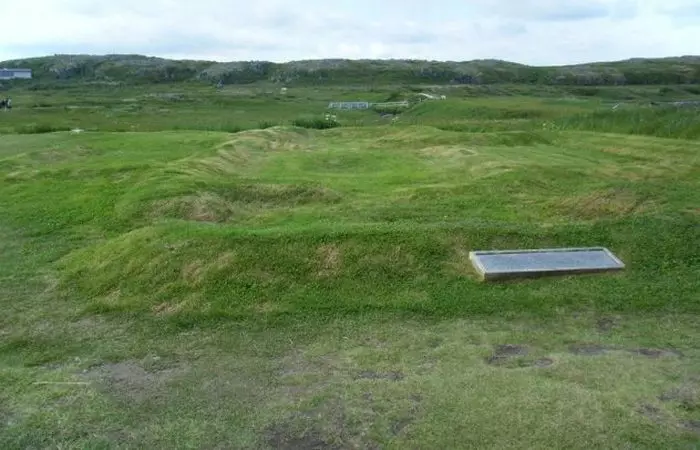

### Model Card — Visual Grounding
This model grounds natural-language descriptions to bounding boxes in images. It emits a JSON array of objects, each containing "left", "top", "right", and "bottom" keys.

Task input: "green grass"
[
  {"left": 552, "top": 107, "right": 700, "bottom": 139},
  {"left": 0, "top": 83, "right": 699, "bottom": 449}
]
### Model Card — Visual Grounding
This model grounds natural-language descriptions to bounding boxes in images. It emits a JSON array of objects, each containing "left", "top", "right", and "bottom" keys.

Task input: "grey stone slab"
[{"left": 469, "top": 247, "right": 625, "bottom": 281}]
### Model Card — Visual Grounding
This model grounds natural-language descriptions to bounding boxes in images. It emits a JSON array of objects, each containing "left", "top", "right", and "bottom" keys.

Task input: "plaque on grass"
[{"left": 469, "top": 247, "right": 625, "bottom": 281}]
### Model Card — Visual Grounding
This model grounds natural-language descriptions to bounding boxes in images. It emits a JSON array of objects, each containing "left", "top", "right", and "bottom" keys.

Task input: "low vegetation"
[
  {"left": 2, "top": 54, "right": 700, "bottom": 86},
  {"left": 0, "top": 74, "right": 698, "bottom": 448}
]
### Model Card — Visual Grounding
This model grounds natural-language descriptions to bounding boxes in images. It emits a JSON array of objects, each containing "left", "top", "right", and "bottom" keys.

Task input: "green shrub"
[
  {"left": 15, "top": 124, "right": 71, "bottom": 134},
  {"left": 258, "top": 121, "right": 278, "bottom": 129},
  {"left": 385, "top": 91, "right": 404, "bottom": 102},
  {"left": 291, "top": 118, "right": 340, "bottom": 129},
  {"left": 373, "top": 106, "right": 406, "bottom": 115}
]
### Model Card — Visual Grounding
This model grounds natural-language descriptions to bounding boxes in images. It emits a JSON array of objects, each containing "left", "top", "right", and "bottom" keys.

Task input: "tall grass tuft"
[{"left": 553, "top": 107, "right": 700, "bottom": 139}]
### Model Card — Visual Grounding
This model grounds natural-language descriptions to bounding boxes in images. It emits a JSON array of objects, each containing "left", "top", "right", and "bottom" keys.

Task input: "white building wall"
[{"left": 0, "top": 69, "right": 32, "bottom": 79}]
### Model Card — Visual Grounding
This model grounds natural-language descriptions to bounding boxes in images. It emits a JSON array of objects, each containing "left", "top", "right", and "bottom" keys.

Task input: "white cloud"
[{"left": 0, "top": 0, "right": 698, "bottom": 64}]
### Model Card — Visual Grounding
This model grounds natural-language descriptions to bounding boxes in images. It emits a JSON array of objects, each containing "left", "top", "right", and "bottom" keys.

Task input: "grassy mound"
[
  {"left": 24, "top": 125, "right": 692, "bottom": 325},
  {"left": 57, "top": 216, "right": 699, "bottom": 323},
  {"left": 1, "top": 103, "right": 699, "bottom": 448}
]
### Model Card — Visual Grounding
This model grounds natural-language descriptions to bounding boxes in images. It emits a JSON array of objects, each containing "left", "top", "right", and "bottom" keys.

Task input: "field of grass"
[{"left": 1, "top": 82, "right": 699, "bottom": 449}]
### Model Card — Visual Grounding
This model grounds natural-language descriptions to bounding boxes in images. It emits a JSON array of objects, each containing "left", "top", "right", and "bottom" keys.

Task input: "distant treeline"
[{"left": 2, "top": 54, "right": 700, "bottom": 86}]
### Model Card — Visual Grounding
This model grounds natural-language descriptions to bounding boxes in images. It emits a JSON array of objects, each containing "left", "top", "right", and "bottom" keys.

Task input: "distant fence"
[
  {"left": 327, "top": 102, "right": 371, "bottom": 110},
  {"left": 327, "top": 101, "right": 410, "bottom": 110}
]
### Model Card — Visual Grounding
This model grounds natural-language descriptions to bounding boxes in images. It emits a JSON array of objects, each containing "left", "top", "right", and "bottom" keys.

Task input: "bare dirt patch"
[
  {"left": 533, "top": 358, "right": 555, "bottom": 368},
  {"left": 263, "top": 401, "right": 383, "bottom": 450},
  {"left": 391, "top": 393, "right": 424, "bottom": 436},
  {"left": 264, "top": 389, "right": 412, "bottom": 448},
  {"left": 275, "top": 351, "right": 338, "bottom": 400},
  {"left": 638, "top": 403, "right": 665, "bottom": 424},
  {"left": 659, "top": 383, "right": 699, "bottom": 411},
  {"left": 569, "top": 344, "right": 609, "bottom": 356},
  {"left": 391, "top": 417, "right": 414, "bottom": 436},
  {"left": 264, "top": 422, "right": 333, "bottom": 450},
  {"left": 680, "top": 420, "right": 700, "bottom": 435},
  {"left": 485, "top": 344, "right": 528, "bottom": 366},
  {"left": 496, "top": 344, "right": 528, "bottom": 356},
  {"left": 627, "top": 348, "right": 684, "bottom": 359},
  {"left": 485, "top": 345, "right": 556, "bottom": 369},
  {"left": 357, "top": 370, "right": 405, "bottom": 381},
  {"left": 276, "top": 350, "right": 328, "bottom": 378},
  {"left": 596, "top": 316, "right": 619, "bottom": 333},
  {"left": 81, "top": 359, "right": 184, "bottom": 403}
]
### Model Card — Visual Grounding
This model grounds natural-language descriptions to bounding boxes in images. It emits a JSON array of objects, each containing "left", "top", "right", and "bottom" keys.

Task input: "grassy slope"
[
  {"left": 1, "top": 86, "right": 699, "bottom": 449},
  {"left": 2, "top": 54, "right": 700, "bottom": 85}
]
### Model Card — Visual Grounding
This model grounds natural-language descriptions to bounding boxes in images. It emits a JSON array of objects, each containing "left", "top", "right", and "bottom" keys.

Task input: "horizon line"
[{"left": 2, "top": 53, "right": 699, "bottom": 68}]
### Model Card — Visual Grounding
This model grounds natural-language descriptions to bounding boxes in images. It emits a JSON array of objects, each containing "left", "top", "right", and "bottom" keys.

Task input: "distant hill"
[{"left": 2, "top": 54, "right": 700, "bottom": 86}]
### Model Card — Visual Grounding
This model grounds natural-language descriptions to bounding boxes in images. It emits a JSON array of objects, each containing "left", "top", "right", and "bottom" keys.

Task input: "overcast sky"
[{"left": 1, "top": 0, "right": 699, "bottom": 65}]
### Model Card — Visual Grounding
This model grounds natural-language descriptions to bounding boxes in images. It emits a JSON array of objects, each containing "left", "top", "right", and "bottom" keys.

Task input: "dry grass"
[
  {"left": 181, "top": 254, "right": 236, "bottom": 287},
  {"left": 249, "top": 302, "right": 288, "bottom": 314},
  {"left": 152, "top": 293, "right": 205, "bottom": 316},
  {"left": 594, "top": 161, "right": 688, "bottom": 182},
  {"left": 419, "top": 145, "right": 478, "bottom": 160},
  {"left": 556, "top": 188, "right": 657, "bottom": 219},
  {"left": 152, "top": 301, "right": 186, "bottom": 316},
  {"left": 176, "top": 150, "right": 249, "bottom": 179},
  {"left": 149, "top": 184, "right": 341, "bottom": 224},
  {"left": 213, "top": 252, "right": 236, "bottom": 270},
  {"left": 443, "top": 243, "right": 474, "bottom": 277},
  {"left": 151, "top": 192, "right": 235, "bottom": 222},
  {"left": 181, "top": 260, "right": 206, "bottom": 286},
  {"left": 361, "top": 245, "right": 418, "bottom": 274},
  {"left": 469, "top": 160, "right": 516, "bottom": 178},
  {"left": 173, "top": 128, "right": 306, "bottom": 180},
  {"left": 315, "top": 244, "right": 343, "bottom": 279}
]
